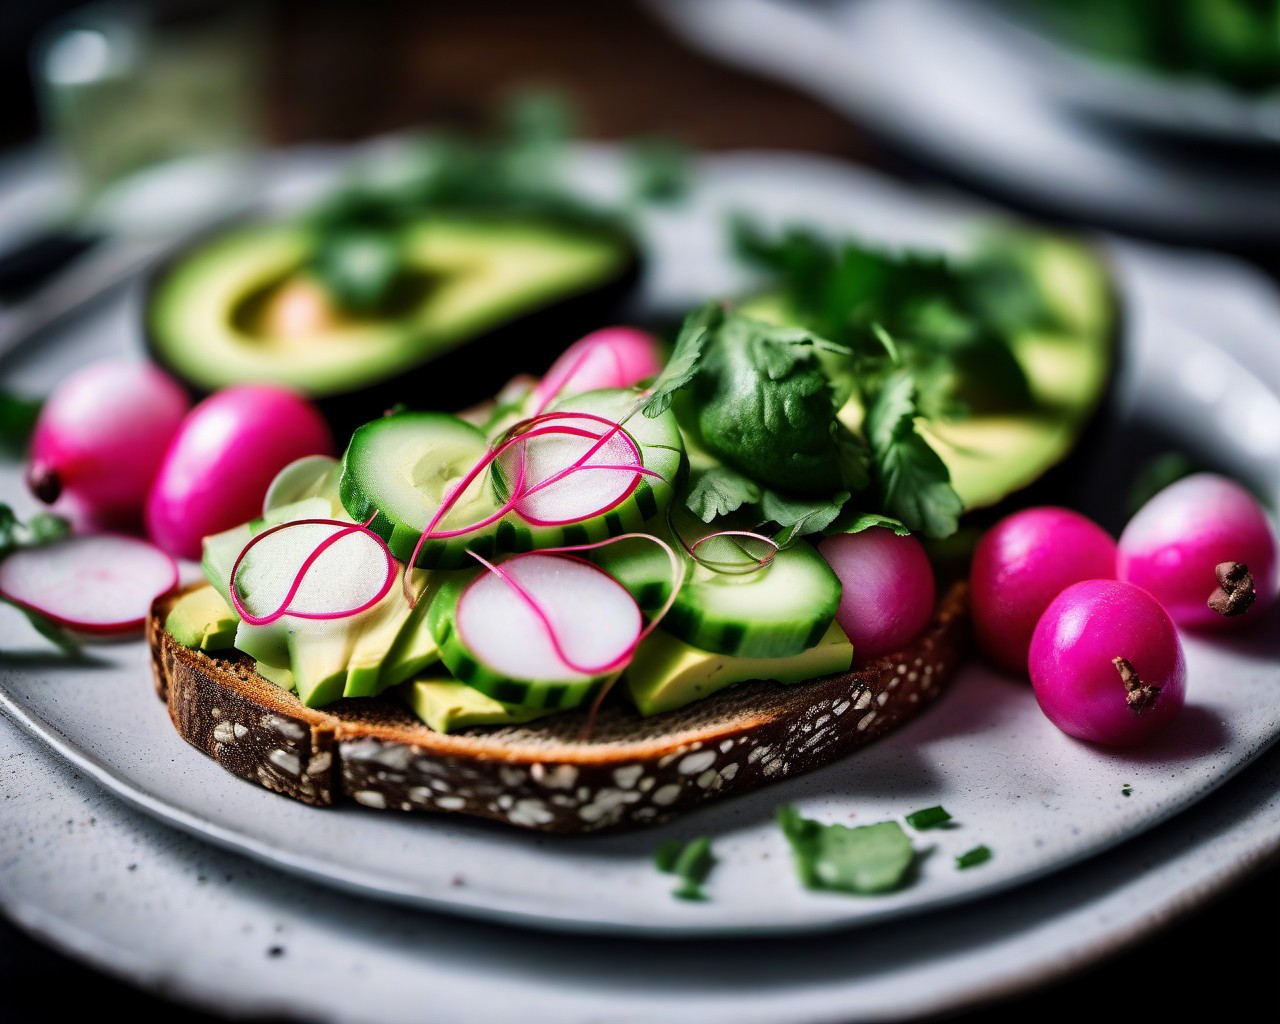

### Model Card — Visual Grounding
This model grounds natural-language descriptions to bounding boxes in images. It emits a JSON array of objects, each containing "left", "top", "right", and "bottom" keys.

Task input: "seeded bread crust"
[{"left": 147, "top": 582, "right": 969, "bottom": 832}]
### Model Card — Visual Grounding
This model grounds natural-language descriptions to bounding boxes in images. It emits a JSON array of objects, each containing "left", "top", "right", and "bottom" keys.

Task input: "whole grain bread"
[{"left": 147, "top": 582, "right": 969, "bottom": 832}]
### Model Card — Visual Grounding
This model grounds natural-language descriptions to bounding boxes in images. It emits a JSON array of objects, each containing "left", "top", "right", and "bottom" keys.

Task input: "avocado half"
[
  {"left": 742, "top": 232, "right": 1119, "bottom": 524},
  {"left": 143, "top": 211, "right": 641, "bottom": 438}
]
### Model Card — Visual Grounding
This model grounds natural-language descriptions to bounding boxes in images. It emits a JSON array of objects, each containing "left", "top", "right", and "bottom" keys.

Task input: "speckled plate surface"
[{"left": 1, "top": 148, "right": 1278, "bottom": 937}]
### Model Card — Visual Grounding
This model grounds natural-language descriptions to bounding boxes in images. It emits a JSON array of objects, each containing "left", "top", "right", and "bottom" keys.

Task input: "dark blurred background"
[{"left": 1, "top": 1, "right": 1277, "bottom": 1022}]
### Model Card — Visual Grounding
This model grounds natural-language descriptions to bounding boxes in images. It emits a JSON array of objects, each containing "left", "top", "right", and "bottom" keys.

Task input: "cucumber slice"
[
  {"left": 589, "top": 534, "right": 680, "bottom": 613},
  {"left": 427, "top": 554, "right": 641, "bottom": 710},
  {"left": 490, "top": 388, "right": 685, "bottom": 552},
  {"left": 340, "top": 412, "right": 504, "bottom": 569},
  {"left": 661, "top": 538, "right": 841, "bottom": 659},
  {"left": 263, "top": 455, "right": 342, "bottom": 515}
]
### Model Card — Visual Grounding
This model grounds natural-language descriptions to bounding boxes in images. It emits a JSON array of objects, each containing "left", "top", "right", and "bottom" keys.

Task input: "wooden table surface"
[{"left": 2, "top": 2, "right": 1277, "bottom": 1021}]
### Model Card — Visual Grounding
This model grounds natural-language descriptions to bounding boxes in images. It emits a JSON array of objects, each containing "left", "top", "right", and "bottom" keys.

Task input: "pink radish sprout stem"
[
  {"left": 403, "top": 410, "right": 668, "bottom": 603},
  {"left": 230, "top": 518, "right": 396, "bottom": 626}
]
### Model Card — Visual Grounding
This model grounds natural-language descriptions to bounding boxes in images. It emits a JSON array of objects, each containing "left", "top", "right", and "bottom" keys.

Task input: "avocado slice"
[
  {"left": 164, "top": 585, "right": 239, "bottom": 652},
  {"left": 625, "top": 619, "right": 854, "bottom": 717},
  {"left": 740, "top": 234, "right": 1116, "bottom": 514},
  {"left": 400, "top": 677, "right": 557, "bottom": 733},
  {"left": 145, "top": 212, "right": 640, "bottom": 436}
]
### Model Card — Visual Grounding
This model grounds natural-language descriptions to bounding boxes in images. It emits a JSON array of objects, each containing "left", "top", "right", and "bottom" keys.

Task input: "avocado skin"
[{"left": 141, "top": 219, "right": 642, "bottom": 443}]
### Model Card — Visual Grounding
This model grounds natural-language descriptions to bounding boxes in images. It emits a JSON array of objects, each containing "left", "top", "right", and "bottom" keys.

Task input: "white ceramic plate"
[
  {"left": 647, "top": 0, "right": 1280, "bottom": 243},
  {"left": 1, "top": 147, "right": 1278, "bottom": 938}
]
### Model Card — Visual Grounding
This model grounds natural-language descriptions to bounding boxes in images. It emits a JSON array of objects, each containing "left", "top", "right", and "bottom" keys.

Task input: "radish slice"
[
  {"left": 231, "top": 519, "right": 395, "bottom": 625},
  {"left": 496, "top": 414, "right": 646, "bottom": 526},
  {"left": 0, "top": 534, "right": 178, "bottom": 638},
  {"left": 456, "top": 553, "right": 642, "bottom": 681}
]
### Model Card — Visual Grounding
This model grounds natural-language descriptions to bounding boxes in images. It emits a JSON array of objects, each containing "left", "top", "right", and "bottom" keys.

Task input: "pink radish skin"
[
  {"left": 817, "top": 529, "right": 936, "bottom": 664},
  {"left": 1029, "top": 579, "right": 1186, "bottom": 747},
  {"left": 970, "top": 506, "right": 1117, "bottom": 674},
  {"left": 26, "top": 361, "right": 191, "bottom": 527},
  {"left": 530, "top": 327, "right": 665, "bottom": 413},
  {"left": 1118, "top": 473, "right": 1279, "bottom": 631},
  {"left": 0, "top": 534, "right": 178, "bottom": 639},
  {"left": 146, "top": 385, "right": 335, "bottom": 560}
]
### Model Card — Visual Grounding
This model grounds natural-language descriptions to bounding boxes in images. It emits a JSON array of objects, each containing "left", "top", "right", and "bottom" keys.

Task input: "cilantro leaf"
[
  {"left": 682, "top": 313, "right": 846, "bottom": 494},
  {"left": 778, "top": 805, "right": 916, "bottom": 894},
  {"left": 865, "top": 371, "right": 963, "bottom": 538},
  {"left": 759, "top": 489, "right": 849, "bottom": 548},
  {"left": 642, "top": 301, "right": 723, "bottom": 418},
  {"left": 685, "top": 466, "right": 761, "bottom": 523},
  {"left": 826, "top": 510, "right": 911, "bottom": 537}
]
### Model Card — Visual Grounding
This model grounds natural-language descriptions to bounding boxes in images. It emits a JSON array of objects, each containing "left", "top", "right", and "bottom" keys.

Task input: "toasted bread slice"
[{"left": 147, "top": 582, "right": 969, "bottom": 832}]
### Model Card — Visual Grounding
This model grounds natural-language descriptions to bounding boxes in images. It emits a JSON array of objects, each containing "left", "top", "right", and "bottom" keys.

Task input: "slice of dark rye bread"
[{"left": 147, "top": 582, "right": 969, "bottom": 833}]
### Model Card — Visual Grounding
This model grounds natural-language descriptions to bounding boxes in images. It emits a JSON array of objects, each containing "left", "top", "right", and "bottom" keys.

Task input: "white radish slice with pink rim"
[
  {"left": 0, "top": 534, "right": 178, "bottom": 638},
  {"left": 457, "top": 553, "right": 642, "bottom": 680},
  {"left": 231, "top": 519, "right": 396, "bottom": 625},
  {"left": 495, "top": 412, "right": 649, "bottom": 526}
]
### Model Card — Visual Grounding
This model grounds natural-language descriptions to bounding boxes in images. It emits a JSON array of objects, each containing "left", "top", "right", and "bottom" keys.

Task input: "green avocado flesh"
[
  {"left": 146, "top": 214, "right": 634, "bottom": 398},
  {"left": 164, "top": 587, "right": 238, "bottom": 652},
  {"left": 625, "top": 620, "right": 853, "bottom": 717},
  {"left": 740, "top": 235, "right": 1115, "bottom": 512}
]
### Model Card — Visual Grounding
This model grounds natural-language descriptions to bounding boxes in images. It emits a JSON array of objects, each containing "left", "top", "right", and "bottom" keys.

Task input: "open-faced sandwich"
[{"left": 146, "top": 219, "right": 1117, "bottom": 833}]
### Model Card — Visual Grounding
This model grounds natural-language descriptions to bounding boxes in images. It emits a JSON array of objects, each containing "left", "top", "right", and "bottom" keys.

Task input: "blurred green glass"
[
  {"left": 33, "top": 1, "right": 263, "bottom": 207},
  {"left": 1013, "top": 0, "right": 1280, "bottom": 92}
]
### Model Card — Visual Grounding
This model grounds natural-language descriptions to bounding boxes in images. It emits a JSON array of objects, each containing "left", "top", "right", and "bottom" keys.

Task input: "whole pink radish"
[
  {"left": 146, "top": 385, "right": 335, "bottom": 560},
  {"left": 530, "top": 327, "right": 665, "bottom": 412},
  {"left": 25, "top": 360, "right": 191, "bottom": 527},
  {"left": 0, "top": 533, "right": 178, "bottom": 640},
  {"left": 1029, "top": 578, "right": 1186, "bottom": 746},
  {"left": 1118, "top": 472, "right": 1278, "bottom": 630},
  {"left": 970, "top": 506, "right": 1117, "bottom": 674},
  {"left": 817, "top": 528, "right": 935, "bottom": 664}
]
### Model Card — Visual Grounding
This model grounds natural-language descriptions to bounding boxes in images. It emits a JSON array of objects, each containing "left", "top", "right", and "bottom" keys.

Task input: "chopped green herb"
[
  {"left": 904, "top": 805, "right": 952, "bottom": 830},
  {"left": 654, "top": 835, "right": 716, "bottom": 901},
  {"left": 956, "top": 845, "right": 992, "bottom": 870},
  {"left": 0, "top": 391, "right": 41, "bottom": 456},
  {"left": 627, "top": 137, "right": 691, "bottom": 203},
  {"left": 0, "top": 504, "right": 70, "bottom": 561},
  {"left": 653, "top": 838, "right": 685, "bottom": 873},
  {"left": 1122, "top": 784, "right": 1133, "bottom": 798},
  {"left": 778, "top": 805, "right": 915, "bottom": 895}
]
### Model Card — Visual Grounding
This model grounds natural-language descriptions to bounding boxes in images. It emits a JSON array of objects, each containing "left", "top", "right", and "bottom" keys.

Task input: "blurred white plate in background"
[{"left": 647, "top": 0, "right": 1280, "bottom": 244}]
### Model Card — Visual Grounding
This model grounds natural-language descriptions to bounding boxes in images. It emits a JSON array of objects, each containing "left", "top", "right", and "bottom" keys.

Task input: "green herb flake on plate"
[
  {"left": 904, "top": 805, "right": 952, "bottom": 830},
  {"left": 654, "top": 835, "right": 716, "bottom": 901},
  {"left": 956, "top": 845, "right": 993, "bottom": 870},
  {"left": 778, "top": 805, "right": 915, "bottom": 895}
]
